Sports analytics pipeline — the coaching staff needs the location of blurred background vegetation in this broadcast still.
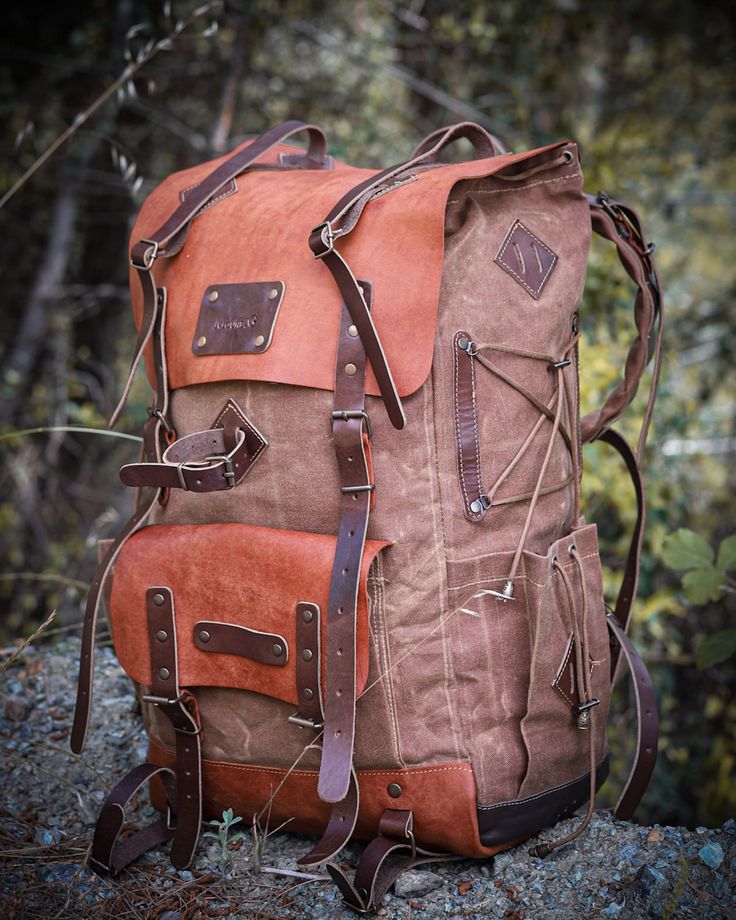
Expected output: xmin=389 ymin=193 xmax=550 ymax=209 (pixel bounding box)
xmin=0 ymin=0 xmax=733 ymax=829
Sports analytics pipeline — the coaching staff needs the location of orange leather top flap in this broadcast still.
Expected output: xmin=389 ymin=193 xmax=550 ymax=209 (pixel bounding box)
xmin=131 ymin=140 xmax=570 ymax=398
xmin=109 ymin=522 xmax=387 ymax=706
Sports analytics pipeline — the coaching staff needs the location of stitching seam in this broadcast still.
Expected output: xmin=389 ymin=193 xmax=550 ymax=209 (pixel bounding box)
xmin=447 ymin=171 xmax=582 ymax=205
xmin=447 ymin=551 xmax=600 ymax=592
xmin=495 ymin=220 xmax=558 ymax=298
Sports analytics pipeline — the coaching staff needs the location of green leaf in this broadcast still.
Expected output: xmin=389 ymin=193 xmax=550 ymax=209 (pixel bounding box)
xmin=716 ymin=535 xmax=736 ymax=574
xmin=682 ymin=567 xmax=724 ymax=604
xmin=662 ymin=529 xmax=714 ymax=571
xmin=697 ymin=629 xmax=736 ymax=669
xmin=222 ymin=807 xmax=234 ymax=824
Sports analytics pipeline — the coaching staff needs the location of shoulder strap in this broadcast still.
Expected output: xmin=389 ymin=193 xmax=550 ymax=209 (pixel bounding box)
xmin=582 ymin=192 xmax=663 ymax=466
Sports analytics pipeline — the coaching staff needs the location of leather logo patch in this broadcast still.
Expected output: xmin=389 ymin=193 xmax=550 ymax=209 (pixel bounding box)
xmin=193 ymin=281 xmax=285 ymax=356
xmin=494 ymin=220 xmax=558 ymax=299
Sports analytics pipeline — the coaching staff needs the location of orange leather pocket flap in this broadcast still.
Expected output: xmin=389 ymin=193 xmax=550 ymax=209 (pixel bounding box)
xmin=109 ymin=522 xmax=388 ymax=706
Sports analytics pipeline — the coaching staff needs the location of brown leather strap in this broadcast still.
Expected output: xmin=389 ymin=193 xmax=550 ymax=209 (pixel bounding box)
xmin=110 ymin=121 xmax=329 ymax=427
xmin=144 ymin=587 xmax=203 ymax=868
xmin=71 ymin=291 xmax=171 ymax=753
xmin=411 ymin=120 xmax=507 ymax=159
xmin=327 ymin=809 xmax=453 ymax=912
xmin=192 ymin=620 xmax=288 ymax=664
xmin=595 ymin=429 xmax=646 ymax=673
xmin=606 ymin=613 xmax=659 ymax=820
xmin=581 ymin=193 xmax=663 ymax=464
xmin=318 ymin=285 xmax=374 ymax=805
xmin=294 ymin=602 xmax=323 ymax=724
xmin=454 ymin=331 xmax=487 ymax=520
xmin=298 ymin=767 xmax=360 ymax=867
xmin=91 ymin=763 xmax=176 ymax=874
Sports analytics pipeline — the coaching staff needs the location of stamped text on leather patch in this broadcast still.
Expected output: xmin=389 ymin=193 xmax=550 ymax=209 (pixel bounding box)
xmin=494 ymin=219 xmax=558 ymax=299
xmin=193 ymin=281 xmax=285 ymax=356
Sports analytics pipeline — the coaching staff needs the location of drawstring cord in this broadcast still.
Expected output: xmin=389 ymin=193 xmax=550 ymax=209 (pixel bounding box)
xmin=529 ymin=545 xmax=599 ymax=858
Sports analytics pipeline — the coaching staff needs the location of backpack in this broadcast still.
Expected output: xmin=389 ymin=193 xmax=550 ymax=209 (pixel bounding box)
xmin=71 ymin=120 xmax=663 ymax=911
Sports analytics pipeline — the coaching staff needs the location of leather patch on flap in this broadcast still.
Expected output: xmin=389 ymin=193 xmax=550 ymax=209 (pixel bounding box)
xmin=193 ymin=282 xmax=285 ymax=356
xmin=494 ymin=219 xmax=558 ymax=299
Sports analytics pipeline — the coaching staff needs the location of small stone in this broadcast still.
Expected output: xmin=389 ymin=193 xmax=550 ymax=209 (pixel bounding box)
xmin=722 ymin=818 xmax=735 ymax=833
xmin=393 ymin=869 xmax=445 ymax=899
xmin=4 ymin=696 xmax=31 ymax=722
xmin=633 ymin=865 xmax=669 ymax=902
xmin=647 ymin=829 xmax=665 ymax=843
xmin=695 ymin=826 xmax=708 ymax=834
xmin=698 ymin=841 xmax=724 ymax=870
xmin=602 ymin=902 xmax=625 ymax=917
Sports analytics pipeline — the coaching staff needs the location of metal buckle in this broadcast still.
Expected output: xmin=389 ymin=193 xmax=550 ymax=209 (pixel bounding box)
xmin=288 ymin=711 xmax=324 ymax=731
xmin=331 ymin=409 xmax=373 ymax=440
xmin=311 ymin=220 xmax=337 ymax=259
xmin=166 ymin=805 xmax=177 ymax=832
xmin=340 ymin=484 xmax=375 ymax=494
xmin=205 ymin=454 xmax=236 ymax=487
xmin=131 ymin=238 xmax=159 ymax=269
xmin=141 ymin=692 xmax=186 ymax=706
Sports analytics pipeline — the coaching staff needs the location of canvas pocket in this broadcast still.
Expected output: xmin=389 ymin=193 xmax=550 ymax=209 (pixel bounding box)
xmin=108 ymin=522 xmax=388 ymax=708
xmin=445 ymin=522 xmax=610 ymax=806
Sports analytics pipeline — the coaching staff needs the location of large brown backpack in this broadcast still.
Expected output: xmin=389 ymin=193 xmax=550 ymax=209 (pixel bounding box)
xmin=71 ymin=120 xmax=662 ymax=910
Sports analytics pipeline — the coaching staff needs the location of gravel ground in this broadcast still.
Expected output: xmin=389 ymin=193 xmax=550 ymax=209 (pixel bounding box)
xmin=0 ymin=637 xmax=734 ymax=920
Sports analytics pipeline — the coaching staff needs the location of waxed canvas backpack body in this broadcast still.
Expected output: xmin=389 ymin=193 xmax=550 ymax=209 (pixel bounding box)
xmin=71 ymin=120 xmax=662 ymax=911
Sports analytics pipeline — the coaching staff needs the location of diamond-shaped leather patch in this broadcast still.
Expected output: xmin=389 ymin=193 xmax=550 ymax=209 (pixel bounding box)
xmin=495 ymin=219 xmax=558 ymax=299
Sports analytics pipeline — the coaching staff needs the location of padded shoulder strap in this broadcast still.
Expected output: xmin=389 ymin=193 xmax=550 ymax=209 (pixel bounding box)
xmin=582 ymin=193 xmax=664 ymax=465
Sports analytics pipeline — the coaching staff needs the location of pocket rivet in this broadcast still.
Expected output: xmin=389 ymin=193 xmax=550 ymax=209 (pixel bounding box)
xmin=303 ymin=688 xmax=314 ymax=700
xmin=387 ymin=783 xmax=402 ymax=798
xmin=208 ymin=290 xmax=219 ymax=303
xmin=302 ymin=609 xmax=314 ymax=623
xmin=302 ymin=649 xmax=313 ymax=662
xmin=268 ymin=287 xmax=279 ymax=300
xmin=158 ymin=667 xmax=170 ymax=680
xmin=273 ymin=643 xmax=284 ymax=657
xmin=347 ymin=324 xmax=358 ymax=337
xmin=155 ymin=630 xmax=168 ymax=643
xmin=344 ymin=363 xmax=357 ymax=376
xmin=199 ymin=630 xmax=211 ymax=643
xmin=255 ymin=334 xmax=265 ymax=347
xmin=152 ymin=593 xmax=166 ymax=607
xmin=196 ymin=335 xmax=207 ymax=348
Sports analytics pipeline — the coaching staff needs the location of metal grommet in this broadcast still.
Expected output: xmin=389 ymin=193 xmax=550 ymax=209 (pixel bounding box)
xmin=155 ymin=630 xmax=168 ymax=643
xmin=387 ymin=782 xmax=402 ymax=798
xmin=302 ymin=649 xmax=313 ymax=662
xmin=344 ymin=363 xmax=357 ymax=376
xmin=303 ymin=688 xmax=314 ymax=701
xmin=457 ymin=335 xmax=469 ymax=351
xmin=273 ymin=643 xmax=284 ymax=657
xmin=198 ymin=630 xmax=211 ymax=643
xmin=568 ymin=543 xmax=577 ymax=557
xmin=158 ymin=667 xmax=170 ymax=680
xmin=302 ymin=608 xmax=314 ymax=623
xmin=347 ymin=324 xmax=358 ymax=337
xmin=268 ymin=287 xmax=279 ymax=300
xmin=208 ymin=290 xmax=219 ymax=303
xmin=196 ymin=335 xmax=207 ymax=348
xmin=562 ymin=150 xmax=574 ymax=164
xmin=152 ymin=593 xmax=166 ymax=607
xmin=254 ymin=334 xmax=265 ymax=347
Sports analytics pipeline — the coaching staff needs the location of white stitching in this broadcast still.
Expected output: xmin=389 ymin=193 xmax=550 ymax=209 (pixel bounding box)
xmin=552 ymin=634 xmax=576 ymax=707
xmin=447 ymin=171 xmax=581 ymax=205
xmin=446 ymin=551 xmax=600 ymax=592
xmin=495 ymin=219 xmax=558 ymax=298
xmin=477 ymin=762 xmax=594 ymax=810
xmin=179 ymin=178 xmax=238 ymax=215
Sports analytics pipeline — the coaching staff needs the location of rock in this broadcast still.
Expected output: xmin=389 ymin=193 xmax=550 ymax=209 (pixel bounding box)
xmin=723 ymin=818 xmax=735 ymax=833
xmin=4 ymin=695 xmax=31 ymax=722
xmin=698 ymin=842 xmax=724 ymax=870
xmin=393 ymin=869 xmax=445 ymax=899
xmin=632 ymin=864 xmax=669 ymax=917
xmin=647 ymin=829 xmax=665 ymax=843
xmin=602 ymin=901 xmax=625 ymax=917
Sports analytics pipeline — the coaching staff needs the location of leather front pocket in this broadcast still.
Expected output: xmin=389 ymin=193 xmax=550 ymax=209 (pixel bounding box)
xmin=108 ymin=522 xmax=388 ymax=707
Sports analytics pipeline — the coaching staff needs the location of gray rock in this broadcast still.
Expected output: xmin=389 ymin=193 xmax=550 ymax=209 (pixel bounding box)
xmin=393 ymin=869 xmax=446 ymax=899
xmin=633 ymin=865 xmax=669 ymax=911
xmin=4 ymin=695 xmax=31 ymax=722
xmin=698 ymin=841 xmax=724 ymax=870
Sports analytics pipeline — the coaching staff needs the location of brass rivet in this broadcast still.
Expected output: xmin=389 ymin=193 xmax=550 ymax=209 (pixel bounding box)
xmin=196 ymin=335 xmax=207 ymax=348
xmin=199 ymin=630 xmax=211 ymax=643
xmin=155 ymin=630 xmax=168 ymax=643
xmin=387 ymin=782 xmax=402 ymax=798
xmin=268 ymin=287 xmax=279 ymax=300
xmin=273 ymin=643 xmax=284 ymax=657
xmin=344 ymin=363 xmax=357 ymax=376
xmin=158 ymin=667 xmax=170 ymax=680
xmin=152 ymin=593 xmax=166 ymax=607
xmin=302 ymin=608 xmax=314 ymax=623
xmin=208 ymin=290 xmax=219 ymax=302
xmin=347 ymin=324 xmax=358 ymax=337
xmin=302 ymin=649 xmax=313 ymax=662
xmin=303 ymin=688 xmax=314 ymax=701
xmin=255 ymin=334 xmax=265 ymax=347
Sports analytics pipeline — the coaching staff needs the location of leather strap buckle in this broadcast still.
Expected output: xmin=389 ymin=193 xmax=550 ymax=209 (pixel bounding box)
xmin=131 ymin=238 xmax=159 ymax=270
xmin=204 ymin=454 xmax=236 ymax=487
xmin=288 ymin=711 xmax=324 ymax=731
xmin=311 ymin=220 xmax=337 ymax=258
xmin=331 ymin=409 xmax=372 ymax=440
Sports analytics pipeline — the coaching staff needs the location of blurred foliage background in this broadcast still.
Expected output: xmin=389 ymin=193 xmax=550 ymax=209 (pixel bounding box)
xmin=0 ymin=0 xmax=733 ymax=829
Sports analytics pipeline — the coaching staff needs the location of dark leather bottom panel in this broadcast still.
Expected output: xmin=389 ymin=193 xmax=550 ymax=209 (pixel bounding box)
xmin=476 ymin=756 xmax=610 ymax=847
